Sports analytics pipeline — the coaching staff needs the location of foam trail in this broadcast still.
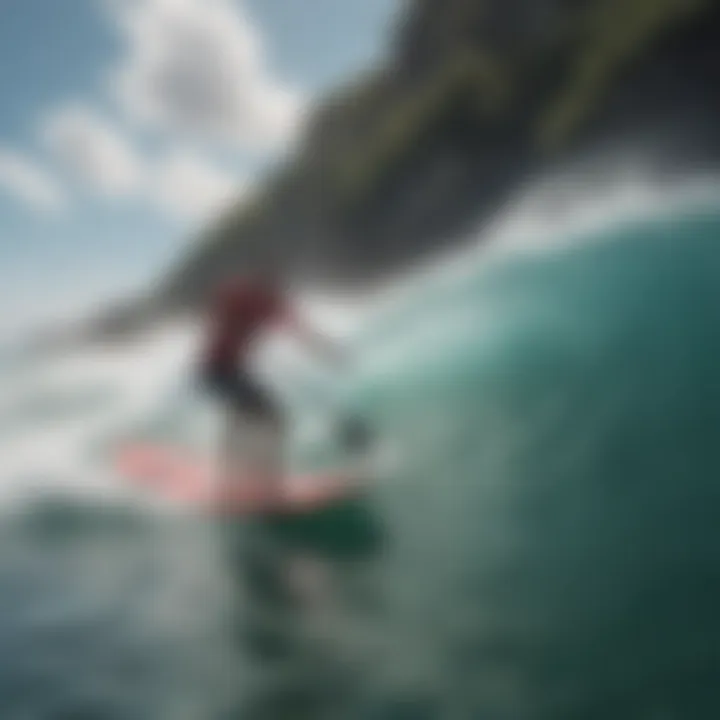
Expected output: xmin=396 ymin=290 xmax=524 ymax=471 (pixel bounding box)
xmin=0 ymin=326 xmax=198 ymax=506
xmin=0 ymin=299 xmax=364 ymax=510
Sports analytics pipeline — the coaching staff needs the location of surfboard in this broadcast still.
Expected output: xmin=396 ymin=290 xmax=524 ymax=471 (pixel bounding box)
xmin=115 ymin=443 xmax=363 ymax=516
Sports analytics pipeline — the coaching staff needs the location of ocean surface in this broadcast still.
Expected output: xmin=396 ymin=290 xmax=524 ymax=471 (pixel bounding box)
xmin=2 ymin=186 xmax=720 ymax=718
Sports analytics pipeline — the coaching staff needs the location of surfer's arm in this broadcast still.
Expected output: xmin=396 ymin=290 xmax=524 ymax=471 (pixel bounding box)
xmin=282 ymin=312 xmax=345 ymax=365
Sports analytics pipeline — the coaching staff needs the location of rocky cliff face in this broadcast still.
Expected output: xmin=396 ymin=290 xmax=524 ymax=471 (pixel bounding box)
xmin=158 ymin=0 xmax=720 ymax=311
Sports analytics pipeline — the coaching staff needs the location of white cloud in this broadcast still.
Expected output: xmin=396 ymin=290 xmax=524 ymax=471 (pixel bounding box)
xmin=23 ymin=0 xmax=274 ymax=223
xmin=108 ymin=0 xmax=305 ymax=151
xmin=0 ymin=149 xmax=66 ymax=212
xmin=41 ymin=105 xmax=144 ymax=196
xmin=39 ymin=103 xmax=246 ymax=221
xmin=152 ymin=150 xmax=246 ymax=222
xmin=37 ymin=102 xmax=246 ymax=222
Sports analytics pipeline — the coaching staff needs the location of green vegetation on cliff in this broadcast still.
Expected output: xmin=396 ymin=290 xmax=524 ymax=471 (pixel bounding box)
xmin=161 ymin=0 xmax=717 ymax=308
xmin=336 ymin=48 xmax=510 ymax=211
xmin=539 ymin=0 xmax=708 ymax=148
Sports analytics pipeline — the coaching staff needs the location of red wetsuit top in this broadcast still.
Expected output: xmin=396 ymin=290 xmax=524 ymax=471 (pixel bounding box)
xmin=202 ymin=277 xmax=289 ymax=371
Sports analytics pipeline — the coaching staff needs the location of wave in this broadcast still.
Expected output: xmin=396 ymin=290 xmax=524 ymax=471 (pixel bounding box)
xmin=0 ymin=173 xmax=718 ymax=513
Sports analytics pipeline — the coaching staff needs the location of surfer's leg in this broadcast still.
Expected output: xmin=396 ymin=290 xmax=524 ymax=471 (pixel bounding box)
xmin=200 ymin=366 xmax=257 ymax=500
xmin=221 ymin=408 xmax=254 ymax=483
xmin=224 ymin=371 xmax=284 ymax=501
xmin=201 ymin=364 xmax=284 ymax=504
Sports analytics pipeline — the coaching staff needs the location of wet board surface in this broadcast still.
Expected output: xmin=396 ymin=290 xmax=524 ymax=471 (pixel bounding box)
xmin=115 ymin=443 xmax=363 ymax=516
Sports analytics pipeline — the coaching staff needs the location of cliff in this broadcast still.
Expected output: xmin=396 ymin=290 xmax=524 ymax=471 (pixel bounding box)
xmin=155 ymin=0 xmax=720 ymax=311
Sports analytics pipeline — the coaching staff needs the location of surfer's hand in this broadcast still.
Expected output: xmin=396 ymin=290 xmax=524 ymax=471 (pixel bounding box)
xmin=288 ymin=317 xmax=347 ymax=367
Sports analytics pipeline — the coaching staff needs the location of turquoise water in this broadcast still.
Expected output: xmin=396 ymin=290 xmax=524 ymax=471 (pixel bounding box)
xmin=344 ymin=208 xmax=720 ymax=718
xmin=2 ymin=206 xmax=720 ymax=718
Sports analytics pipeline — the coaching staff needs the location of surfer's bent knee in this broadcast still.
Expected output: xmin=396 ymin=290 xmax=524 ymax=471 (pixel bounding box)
xmin=199 ymin=363 xmax=282 ymax=428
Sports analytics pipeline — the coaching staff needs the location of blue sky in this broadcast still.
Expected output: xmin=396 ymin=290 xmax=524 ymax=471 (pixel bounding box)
xmin=0 ymin=0 xmax=396 ymax=336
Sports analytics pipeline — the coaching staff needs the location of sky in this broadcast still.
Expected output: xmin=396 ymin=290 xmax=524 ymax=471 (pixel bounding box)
xmin=0 ymin=0 xmax=397 ymax=337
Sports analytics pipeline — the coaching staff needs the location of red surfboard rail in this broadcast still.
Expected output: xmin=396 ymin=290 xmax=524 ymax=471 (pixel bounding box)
xmin=115 ymin=443 xmax=361 ymax=515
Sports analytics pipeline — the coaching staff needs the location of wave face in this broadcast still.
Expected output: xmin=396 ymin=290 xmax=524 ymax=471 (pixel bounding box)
xmin=2 ymin=194 xmax=720 ymax=717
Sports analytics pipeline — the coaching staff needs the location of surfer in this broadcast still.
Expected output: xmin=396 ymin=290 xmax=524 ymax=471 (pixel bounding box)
xmin=199 ymin=265 xmax=339 ymax=505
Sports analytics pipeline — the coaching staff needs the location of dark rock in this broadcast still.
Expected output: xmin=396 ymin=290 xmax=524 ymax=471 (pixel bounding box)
xmin=103 ymin=0 xmax=720 ymax=321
